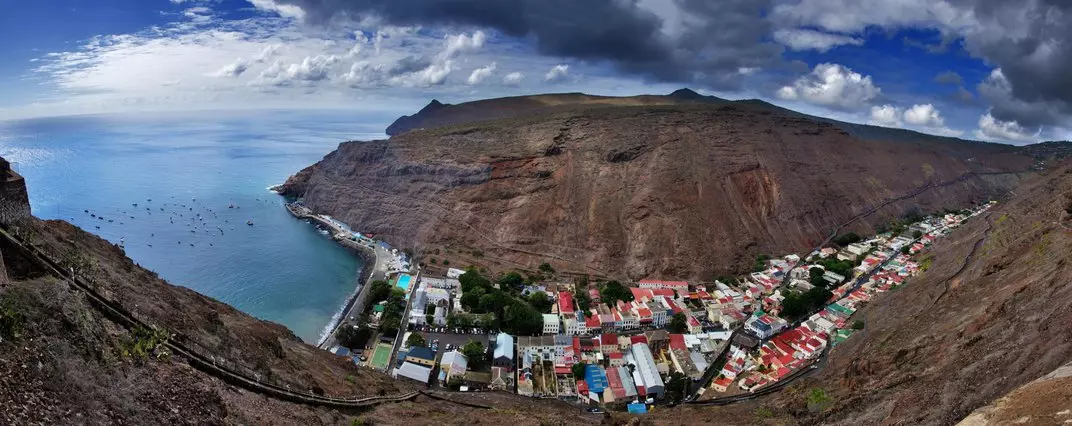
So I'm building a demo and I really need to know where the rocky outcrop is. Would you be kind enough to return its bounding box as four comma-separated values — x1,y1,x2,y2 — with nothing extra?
0,156,31,224
282,100,1035,279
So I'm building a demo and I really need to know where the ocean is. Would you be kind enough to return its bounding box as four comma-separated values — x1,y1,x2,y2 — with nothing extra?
0,110,391,343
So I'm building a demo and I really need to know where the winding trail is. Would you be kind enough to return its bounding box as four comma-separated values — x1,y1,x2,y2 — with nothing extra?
0,225,484,411
929,213,993,306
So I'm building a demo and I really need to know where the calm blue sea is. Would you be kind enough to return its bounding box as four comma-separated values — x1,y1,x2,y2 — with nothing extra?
0,110,391,343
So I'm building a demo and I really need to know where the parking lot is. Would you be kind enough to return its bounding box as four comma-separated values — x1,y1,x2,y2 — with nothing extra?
419,332,492,355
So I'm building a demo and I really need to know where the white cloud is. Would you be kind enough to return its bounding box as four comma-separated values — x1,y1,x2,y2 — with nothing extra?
254,55,340,86
213,58,251,77
501,72,524,87
776,63,880,110
442,31,486,59
869,104,902,127
903,103,945,127
973,113,1036,143
772,29,863,52
247,0,306,20
545,64,569,83
466,63,496,85
254,44,281,62
388,60,454,87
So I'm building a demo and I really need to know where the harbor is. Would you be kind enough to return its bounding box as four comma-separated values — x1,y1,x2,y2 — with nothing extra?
284,202,409,349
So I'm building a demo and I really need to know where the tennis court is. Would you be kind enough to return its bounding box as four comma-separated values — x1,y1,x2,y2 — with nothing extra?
370,343,393,370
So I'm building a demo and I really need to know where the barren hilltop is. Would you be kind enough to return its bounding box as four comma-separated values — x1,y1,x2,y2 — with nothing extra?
280,90,1037,280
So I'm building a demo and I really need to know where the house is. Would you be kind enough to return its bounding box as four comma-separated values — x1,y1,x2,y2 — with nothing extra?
405,346,437,367
394,361,433,384
846,242,871,256
542,314,561,334
836,251,858,262
493,333,515,370
745,313,787,339
422,277,461,290
638,279,690,293
600,333,618,353
645,329,670,354
446,268,466,279
823,271,847,285
439,351,468,384
558,291,575,315
588,287,602,303
686,315,703,334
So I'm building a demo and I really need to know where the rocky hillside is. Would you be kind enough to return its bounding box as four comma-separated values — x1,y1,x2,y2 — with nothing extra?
776,160,1072,425
281,95,1034,280
0,216,605,424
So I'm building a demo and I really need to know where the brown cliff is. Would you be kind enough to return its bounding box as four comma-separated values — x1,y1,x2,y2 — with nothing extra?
282,97,1034,279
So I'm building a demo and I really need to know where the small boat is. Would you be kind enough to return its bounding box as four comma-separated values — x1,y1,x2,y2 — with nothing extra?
246,220,254,226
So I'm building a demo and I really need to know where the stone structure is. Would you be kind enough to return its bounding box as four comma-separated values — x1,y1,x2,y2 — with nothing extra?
0,156,31,224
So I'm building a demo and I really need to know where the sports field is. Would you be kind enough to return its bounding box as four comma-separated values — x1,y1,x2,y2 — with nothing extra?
370,342,393,370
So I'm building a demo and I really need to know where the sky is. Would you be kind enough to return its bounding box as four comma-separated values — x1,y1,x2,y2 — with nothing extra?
3,0,1072,145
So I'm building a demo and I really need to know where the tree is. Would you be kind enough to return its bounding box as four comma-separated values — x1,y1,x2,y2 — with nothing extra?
575,291,592,312
406,332,426,348
754,254,772,272
599,281,634,306
571,362,587,381
851,320,865,330
461,287,486,313
780,287,834,320
912,230,923,239
901,245,912,255
462,340,487,370
808,267,827,287
459,270,492,294
538,262,555,274
503,301,543,335
665,371,689,403
498,271,525,293
667,312,688,333
368,280,392,305
528,291,554,313
336,323,371,350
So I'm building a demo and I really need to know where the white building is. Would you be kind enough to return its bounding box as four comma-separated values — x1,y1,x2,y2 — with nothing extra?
446,268,466,279
630,343,665,397
542,314,561,334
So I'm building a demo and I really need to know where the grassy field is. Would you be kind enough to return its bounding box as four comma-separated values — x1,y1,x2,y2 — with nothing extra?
371,343,393,370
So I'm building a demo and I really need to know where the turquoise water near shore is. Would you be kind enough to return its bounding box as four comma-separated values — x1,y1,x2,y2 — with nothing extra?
0,110,390,343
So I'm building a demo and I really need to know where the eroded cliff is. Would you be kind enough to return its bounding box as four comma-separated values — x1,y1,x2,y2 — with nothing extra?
283,100,1033,279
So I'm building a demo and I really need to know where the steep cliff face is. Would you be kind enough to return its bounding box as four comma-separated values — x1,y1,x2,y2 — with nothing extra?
282,101,1033,279
785,162,1072,425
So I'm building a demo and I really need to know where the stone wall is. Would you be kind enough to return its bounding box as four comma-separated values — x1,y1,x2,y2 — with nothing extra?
0,157,31,224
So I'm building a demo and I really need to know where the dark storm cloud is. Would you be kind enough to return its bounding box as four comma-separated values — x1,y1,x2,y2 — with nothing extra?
954,0,1072,128
274,0,782,89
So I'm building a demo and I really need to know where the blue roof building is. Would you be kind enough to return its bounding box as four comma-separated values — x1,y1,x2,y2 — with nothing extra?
584,364,609,394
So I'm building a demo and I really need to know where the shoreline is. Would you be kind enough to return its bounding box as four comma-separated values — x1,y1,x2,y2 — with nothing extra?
278,199,383,348
315,243,377,347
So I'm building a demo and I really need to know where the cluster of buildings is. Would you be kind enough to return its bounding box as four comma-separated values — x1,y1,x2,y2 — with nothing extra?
407,277,460,326
704,204,992,396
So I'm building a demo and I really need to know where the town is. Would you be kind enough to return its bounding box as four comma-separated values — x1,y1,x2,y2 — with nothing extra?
314,202,994,414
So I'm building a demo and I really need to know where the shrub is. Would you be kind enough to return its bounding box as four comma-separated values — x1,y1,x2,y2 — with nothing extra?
851,320,865,330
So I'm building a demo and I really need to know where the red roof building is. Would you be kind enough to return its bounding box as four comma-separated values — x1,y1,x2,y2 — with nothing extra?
630,287,654,302
669,334,687,351
588,288,601,302
638,279,690,291
630,335,648,345
558,291,575,314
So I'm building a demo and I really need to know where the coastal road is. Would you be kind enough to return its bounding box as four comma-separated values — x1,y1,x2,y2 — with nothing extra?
318,243,393,350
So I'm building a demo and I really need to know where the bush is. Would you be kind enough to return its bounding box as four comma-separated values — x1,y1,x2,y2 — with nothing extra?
119,327,169,360
834,232,861,247
0,299,26,340
667,312,688,333
538,262,555,274
851,320,865,330
571,362,587,380
901,246,912,255
462,340,487,370
912,230,923,239
599,281,634,306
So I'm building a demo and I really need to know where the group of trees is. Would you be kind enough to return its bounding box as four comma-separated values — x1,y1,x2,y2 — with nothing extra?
753,254,772,272
457,269,545,336
598,281,634,306
779,287,833,320
808,267,828,287
667,312,689,333
461,340,488,370
834,232,861,247
815,258,854,279
336,317,372,350
406,332,426,348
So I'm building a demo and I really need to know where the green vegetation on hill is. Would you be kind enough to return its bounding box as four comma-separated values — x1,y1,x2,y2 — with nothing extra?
457,269,545,335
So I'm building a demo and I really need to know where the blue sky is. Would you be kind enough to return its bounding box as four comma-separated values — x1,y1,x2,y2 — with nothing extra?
2,0,1071,145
